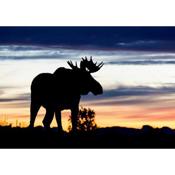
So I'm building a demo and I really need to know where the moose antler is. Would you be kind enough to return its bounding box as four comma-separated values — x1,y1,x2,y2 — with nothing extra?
67,60,79,70
80,56,104,73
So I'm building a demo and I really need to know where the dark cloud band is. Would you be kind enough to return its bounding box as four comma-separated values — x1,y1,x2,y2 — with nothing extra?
81,85,175,106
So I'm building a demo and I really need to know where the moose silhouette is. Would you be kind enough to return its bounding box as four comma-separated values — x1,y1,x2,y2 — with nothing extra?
29,57,103,132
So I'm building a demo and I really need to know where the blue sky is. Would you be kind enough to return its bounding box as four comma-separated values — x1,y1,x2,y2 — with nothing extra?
1,27,175,51
1,27,175,128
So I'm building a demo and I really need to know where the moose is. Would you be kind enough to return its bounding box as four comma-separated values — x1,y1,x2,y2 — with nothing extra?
29,57,103,132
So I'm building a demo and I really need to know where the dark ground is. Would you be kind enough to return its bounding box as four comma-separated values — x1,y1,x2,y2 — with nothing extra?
0,125,175,148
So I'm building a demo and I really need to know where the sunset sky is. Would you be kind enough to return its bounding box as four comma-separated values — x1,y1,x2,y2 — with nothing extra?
1,27,175,129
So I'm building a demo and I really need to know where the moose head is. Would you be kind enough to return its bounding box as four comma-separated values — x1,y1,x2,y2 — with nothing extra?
67,56,103,95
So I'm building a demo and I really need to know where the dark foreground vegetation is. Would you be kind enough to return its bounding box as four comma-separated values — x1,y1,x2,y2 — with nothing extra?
1,125,175,148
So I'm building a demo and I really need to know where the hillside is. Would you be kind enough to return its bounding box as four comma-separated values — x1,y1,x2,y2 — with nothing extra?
0,125,175,148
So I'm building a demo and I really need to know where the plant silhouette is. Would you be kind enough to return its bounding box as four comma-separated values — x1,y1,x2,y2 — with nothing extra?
68,106,97,132
29,57,103,132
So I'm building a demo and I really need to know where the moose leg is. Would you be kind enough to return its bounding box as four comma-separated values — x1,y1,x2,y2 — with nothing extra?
71,106,79,133
55,110,63,132
29,101,40,128
42,108,54,129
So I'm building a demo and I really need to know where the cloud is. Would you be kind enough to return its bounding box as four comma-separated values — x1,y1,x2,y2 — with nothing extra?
104,52,175,65
0,45,79,60
115,40,175,51
106,60,175,65
0,45,122,60
0,101,29,108
116,40,158,47
1,85,175,110
86,96,158,106
81,85,175,106
0,93,30,102
0,86,20,97
1,44,175,67
87,85,175,98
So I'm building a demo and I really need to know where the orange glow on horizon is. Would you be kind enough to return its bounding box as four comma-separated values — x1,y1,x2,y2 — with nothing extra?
1,103,175,130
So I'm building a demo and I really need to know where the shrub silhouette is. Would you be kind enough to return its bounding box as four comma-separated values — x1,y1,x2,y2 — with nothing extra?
68,106,97,132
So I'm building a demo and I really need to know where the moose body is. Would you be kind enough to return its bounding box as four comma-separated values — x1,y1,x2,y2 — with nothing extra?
29,57,103,132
